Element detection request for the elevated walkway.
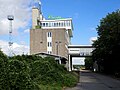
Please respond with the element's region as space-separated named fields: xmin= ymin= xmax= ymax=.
xmin=68 ymin=45 xmax=94 ymax=71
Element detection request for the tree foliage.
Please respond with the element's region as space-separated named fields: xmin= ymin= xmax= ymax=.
xmin=85 ymin=57 xmax=93 ymax=70
xmin=92 ymin=10 xmax=120 ymax=76
xmin=0 ymin=51 xmax=78 ymax=90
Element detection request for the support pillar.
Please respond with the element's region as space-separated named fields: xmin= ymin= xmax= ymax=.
xmin=59 ymin=57 xmax=61 ymax=64
xmin=71 ymin=56 xmax=72 ymax=71
xmin=68 ymin=55 xmax=71 ymax=71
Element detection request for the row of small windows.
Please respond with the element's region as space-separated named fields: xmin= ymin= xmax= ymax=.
xmin=40 ymin=21 xmax=71 ymax=27
xmin=80 ymin=52 xmax=91 ymax=56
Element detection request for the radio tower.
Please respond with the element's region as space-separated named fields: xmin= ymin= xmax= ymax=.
xmin=7 ymin=15 xmax=14 ymax=57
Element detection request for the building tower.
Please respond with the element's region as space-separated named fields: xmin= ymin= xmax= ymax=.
xmin=7 ymin=15 xmax=14 ymax=57
xmin=30 ymin=0 xmax=73 ymax=63
xmin=32 ymin=0 xmax=44 ymax=29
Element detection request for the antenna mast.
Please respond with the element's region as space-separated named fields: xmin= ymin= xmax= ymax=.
xmin=7 ymin=15 xmax=14 ymax=57
xmin=38 ymin=0 xmax=41 ymax=13
xmin=34 ymin=0 xmax=42 ymax=13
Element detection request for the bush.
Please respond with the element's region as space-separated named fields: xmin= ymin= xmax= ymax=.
xmin=0 ymin=54 xmax=78 ymax=90
xmin=3 ymin=59 xmax=39 ymax=90
xmin=35 ymin=25 xmax=41 ymax=29
xmin=63 ymin=73 xmax=78 ymax=87
xmin=0 ymin=58 xmax=9 ymax=90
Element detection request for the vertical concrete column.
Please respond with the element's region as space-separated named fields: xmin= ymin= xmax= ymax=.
xmin=71 ymin=57 xmax=72 ymax=71
xmin=59 ymin=58 xmax=61 ymax=64
xmin=68 ymin=55 xmax=71 ymax=71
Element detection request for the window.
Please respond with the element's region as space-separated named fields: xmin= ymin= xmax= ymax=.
xmin=59 ymin=22 xmax=60 ymax=26
xmin=56 ymin=23 xmax=58 ymax=27
xmin=54 ymin=23 xmax=57 ymax=27
xmin=47 ymin=32 xmax=52 ymax=37
xmin=50 ymin=32 xmax=51 ymax=37
xmin=48 ymin=51 xmax=52 ymax=54
xmin=43 ymin=23 xmax=45 ymax=27
xmin=48 ymin=42 xmax=52 ymax=47
xmin=48 ymin=42 xmax=49 ymax=47
xmin=61 ymin=22 xmax=63 ymax=27
xmin=46 ymin=23 xmax=48 ymax=27
xmin=40 ymin=23 xmax=42 ymax=26
xmin=48 ymin=22 xmax=51 ymax=27
xmin=48 ymin=51 xmax=49 ymax=54
xmin=50 ymin=42 xmax=52 ymax=47
xmin=51 ymin=22 xmax=54 ymax=27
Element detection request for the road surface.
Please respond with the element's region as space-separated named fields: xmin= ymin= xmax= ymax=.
xmin=65 ymin=70 xmax=120 ymax=90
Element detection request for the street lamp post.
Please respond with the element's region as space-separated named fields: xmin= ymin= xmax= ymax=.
xmin=55 ymin=41 xmax=61 ymax=64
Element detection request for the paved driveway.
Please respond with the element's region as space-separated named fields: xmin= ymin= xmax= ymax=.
xmin=65 ymin=70 xmax=120 ymax=90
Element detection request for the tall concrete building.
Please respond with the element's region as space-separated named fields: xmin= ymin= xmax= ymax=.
xmin=30 ymin=1 xmax=73 ymax=60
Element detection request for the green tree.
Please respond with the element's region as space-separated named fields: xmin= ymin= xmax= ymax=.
xmin=0 ymin=50 xmax=8 ymax=59
xmin=85 ymin=57 xmax=93 ymax=70
xmin=92 ymin=10 xmax=120 ymax=75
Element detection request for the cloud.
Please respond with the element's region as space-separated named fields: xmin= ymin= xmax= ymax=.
xmin=24 ymin=29 xmax=30 ymax=33
xmin=90 ymin=37 xmax=97 ymax=44
xmin=0 ymin=0 xmax=34 ymax=35
xmin=13 ymin=43 xmax=29 ymax=55
xmin=0 ymin=40 xmax=8 ymax=54
xmin=0 ymin=40 xmax=29 ymax=56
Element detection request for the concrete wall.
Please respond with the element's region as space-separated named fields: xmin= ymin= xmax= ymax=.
xmin=30 ymin=28 xmax=69 ymax=59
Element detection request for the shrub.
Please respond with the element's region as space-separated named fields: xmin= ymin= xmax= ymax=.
xmin=7 ymin=59 xmax=39 ymax=90
xmin=0 ymin=54 xmax=78 ymax=90
xmin=35 ymin=25 xmax=41 ymax=29
xmin=63 ymin=73 xmax=78 ymax=87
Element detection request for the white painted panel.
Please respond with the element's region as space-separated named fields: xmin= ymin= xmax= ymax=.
xmin=47 ymin=47 xmax=52 ymax=51
xmin=72 ymin=57 xmax=85 ymax=65
xmin=69 ymin=47 xmax=93 ymax=55
xmin=47 ymin=37 xmax=52 ymax=42
xmin=69 ymin=48 xmax=80 ymax=54
xmin=47 ymin=32 xmax=52 ymax=53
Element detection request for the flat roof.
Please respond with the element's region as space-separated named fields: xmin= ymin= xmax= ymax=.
xmin=35 ymin=52 xmax=67 ymax=60
xmin=68 ymin=45 xmax=93 ymax=48
xmin=40 ymin=18 xmax=72 ymax=22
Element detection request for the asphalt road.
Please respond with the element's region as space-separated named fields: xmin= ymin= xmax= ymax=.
xmin=65 ymin=70 xmax=120 ymax=90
